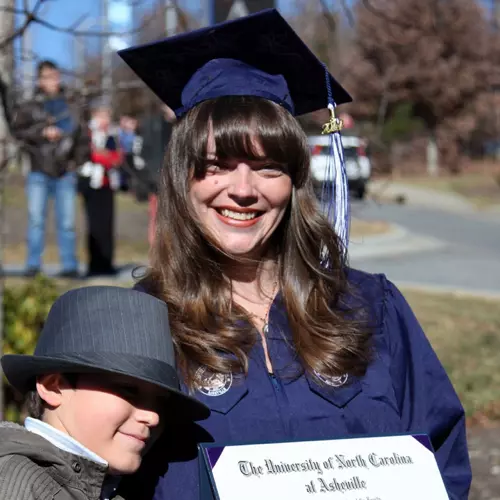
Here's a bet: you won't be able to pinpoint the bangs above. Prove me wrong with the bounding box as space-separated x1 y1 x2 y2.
187 96 310 186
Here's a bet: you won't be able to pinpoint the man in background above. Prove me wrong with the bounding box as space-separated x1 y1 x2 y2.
11 60 88 278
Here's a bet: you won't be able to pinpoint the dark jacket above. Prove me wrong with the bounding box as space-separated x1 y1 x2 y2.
10 88 90 178
122 269 471 500
138 112 173 194
0 421 125 500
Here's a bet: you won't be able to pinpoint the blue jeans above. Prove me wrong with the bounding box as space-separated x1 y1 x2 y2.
25 171 78 271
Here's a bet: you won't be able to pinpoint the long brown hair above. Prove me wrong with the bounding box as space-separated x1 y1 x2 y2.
140 96 372 389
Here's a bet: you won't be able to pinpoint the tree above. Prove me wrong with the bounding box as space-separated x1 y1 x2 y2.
0 0 14 422
346 0 499 173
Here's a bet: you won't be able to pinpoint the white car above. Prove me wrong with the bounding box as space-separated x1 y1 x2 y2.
308 135 371 199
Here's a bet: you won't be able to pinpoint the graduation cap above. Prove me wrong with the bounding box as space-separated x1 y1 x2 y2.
118 8 351 253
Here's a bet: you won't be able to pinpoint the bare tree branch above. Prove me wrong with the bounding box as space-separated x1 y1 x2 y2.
340 0 356 28
318 0 338 32
122 0 147 7
0 0 43 50
68 13 91 32
362 0 424 32
34 10 158 37
1 0 159 52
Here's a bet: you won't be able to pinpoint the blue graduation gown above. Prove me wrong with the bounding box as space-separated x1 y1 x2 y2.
129 269 471 500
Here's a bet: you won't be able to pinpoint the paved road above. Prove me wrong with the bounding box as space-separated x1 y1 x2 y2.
349 200 500 294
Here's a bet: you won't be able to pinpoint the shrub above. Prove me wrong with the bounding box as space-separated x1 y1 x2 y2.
2 276 60 422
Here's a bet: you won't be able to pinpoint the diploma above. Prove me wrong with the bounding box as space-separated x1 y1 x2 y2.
198 434 448 500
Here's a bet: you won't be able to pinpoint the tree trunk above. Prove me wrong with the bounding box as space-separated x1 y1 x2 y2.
0 0 14 421
426 130 439 177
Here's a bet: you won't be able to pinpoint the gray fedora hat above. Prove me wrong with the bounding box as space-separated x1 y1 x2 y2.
1 286 209 421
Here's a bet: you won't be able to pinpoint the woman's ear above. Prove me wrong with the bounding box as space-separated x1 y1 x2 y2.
36 373 72 409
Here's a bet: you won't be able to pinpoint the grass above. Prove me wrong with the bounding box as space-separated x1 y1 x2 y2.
402 288 500 424
402 173 500 208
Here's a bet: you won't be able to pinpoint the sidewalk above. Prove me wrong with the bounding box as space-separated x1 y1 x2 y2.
349 223 445 261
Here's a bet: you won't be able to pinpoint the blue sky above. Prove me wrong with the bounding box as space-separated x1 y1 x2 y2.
20 0 291 71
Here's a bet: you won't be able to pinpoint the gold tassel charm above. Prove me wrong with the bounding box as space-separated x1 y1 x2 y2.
322 103 344 135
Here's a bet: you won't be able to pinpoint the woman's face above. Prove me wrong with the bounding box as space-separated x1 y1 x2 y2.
189 132 293 259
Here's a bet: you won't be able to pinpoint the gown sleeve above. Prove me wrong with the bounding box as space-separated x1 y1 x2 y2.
381 277 472 499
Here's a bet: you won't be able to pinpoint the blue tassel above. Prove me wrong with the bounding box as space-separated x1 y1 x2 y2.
321 65 350 258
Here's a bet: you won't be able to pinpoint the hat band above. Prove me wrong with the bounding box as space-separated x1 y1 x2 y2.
51 351 180 387
175 88 295 118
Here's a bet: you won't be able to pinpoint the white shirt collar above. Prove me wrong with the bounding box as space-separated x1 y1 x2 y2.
24 417 107 466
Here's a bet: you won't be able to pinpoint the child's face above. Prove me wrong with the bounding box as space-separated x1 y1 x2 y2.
39 373 166 475
120 116 137 132
92 109 111 130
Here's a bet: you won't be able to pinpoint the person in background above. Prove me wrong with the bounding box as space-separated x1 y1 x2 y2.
78 103 122 277
138 103 176 246
118 113 151 204
118 114 138 156
10 60 88 278
118 114 137 193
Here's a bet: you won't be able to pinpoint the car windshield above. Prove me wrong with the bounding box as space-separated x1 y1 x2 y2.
313 145 359 160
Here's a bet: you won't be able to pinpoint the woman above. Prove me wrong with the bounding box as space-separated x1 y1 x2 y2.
118 10 471 500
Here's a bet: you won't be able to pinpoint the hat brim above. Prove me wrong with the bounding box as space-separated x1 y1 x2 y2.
2 352 209 421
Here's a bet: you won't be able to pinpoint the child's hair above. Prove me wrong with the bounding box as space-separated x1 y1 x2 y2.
24 374 78 420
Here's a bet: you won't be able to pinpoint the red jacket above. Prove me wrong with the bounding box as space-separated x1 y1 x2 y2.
91 149 122 170
89 128 123 187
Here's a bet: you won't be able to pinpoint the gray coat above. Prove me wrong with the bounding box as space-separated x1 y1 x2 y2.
0 421 125 500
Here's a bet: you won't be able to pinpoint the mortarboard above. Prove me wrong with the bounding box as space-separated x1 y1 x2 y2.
118 8 351 253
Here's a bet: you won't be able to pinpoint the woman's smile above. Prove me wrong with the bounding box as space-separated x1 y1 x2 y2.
213 206 265 227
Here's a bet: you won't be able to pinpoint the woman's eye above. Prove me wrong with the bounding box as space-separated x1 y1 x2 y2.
206 163 227 174
258 164 286 176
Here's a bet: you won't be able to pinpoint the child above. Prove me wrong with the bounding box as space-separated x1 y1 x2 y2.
79 104 123 277
0 286 209 500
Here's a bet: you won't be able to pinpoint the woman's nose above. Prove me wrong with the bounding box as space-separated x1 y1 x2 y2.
227 164 258 201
